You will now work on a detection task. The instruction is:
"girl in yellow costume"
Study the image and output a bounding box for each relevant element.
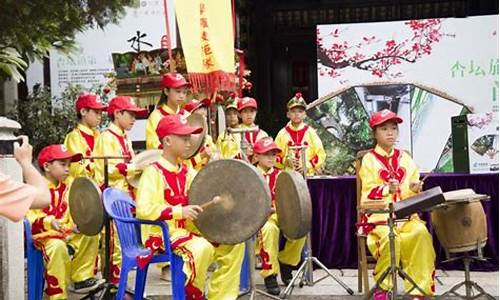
[64,93,107,179]
[146,72,191,150]
[27,145,102,299]
[93,96,148,284]
[253,137,306,295]
[136,114,244,300]
[275,92,325,176]
[359,109,435,300]
[216,99,241,159]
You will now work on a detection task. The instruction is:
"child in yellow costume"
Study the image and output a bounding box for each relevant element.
[93,95,148,284]
[216,99,241,159]
[64,93,107,179]
[136,114,244,300]
[146,72,191,150]
[253,137,306,295]
[359,109,435,300]
[27,145,102,299]
[183,98,218,172]
[275,92,325,176]
[236,97,268,161]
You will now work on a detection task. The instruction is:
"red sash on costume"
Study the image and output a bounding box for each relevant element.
[78,129,95,154]
[107,129,132,163]
[263,168,280,207]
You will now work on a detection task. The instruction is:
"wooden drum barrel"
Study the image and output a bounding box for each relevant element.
[431,196,488,253]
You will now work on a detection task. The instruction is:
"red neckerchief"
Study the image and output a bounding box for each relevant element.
[43,182,68,219]
[285,124,309,158]
[107,128,132,163]
[153,162,189,207]
[244,129,261,146]
[78,128,95,156]
[263,167,280,207]
[370,148,405,202]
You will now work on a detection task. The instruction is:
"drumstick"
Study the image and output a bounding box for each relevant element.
[200,193,235,210]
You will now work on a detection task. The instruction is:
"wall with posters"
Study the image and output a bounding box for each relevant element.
[49,0,176,98]
[310,15,498,175]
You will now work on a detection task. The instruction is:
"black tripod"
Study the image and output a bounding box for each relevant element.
[364,203,430,300]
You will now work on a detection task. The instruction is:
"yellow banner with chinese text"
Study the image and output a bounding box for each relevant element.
[174,0,236,93]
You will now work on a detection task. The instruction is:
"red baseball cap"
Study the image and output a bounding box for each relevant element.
[160,73,192,89]
[253,137,282,154]
[75,93,108,111]
[183,98,211,113]
[37,144,82,168]
[107,96,148,118]
[237,97,258,111]
[369,109,403,128]
[156,114,203,140]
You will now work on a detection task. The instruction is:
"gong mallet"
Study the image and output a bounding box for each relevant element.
[280,145,354,299]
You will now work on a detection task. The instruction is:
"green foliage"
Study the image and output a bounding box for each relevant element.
[7,84,109,156]
[0,0,136,80]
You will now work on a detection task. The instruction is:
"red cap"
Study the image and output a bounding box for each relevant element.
[75,93,108,111]
[37,144,82,169]
[107,96,148,118]
[369,109,403,128]
[161,73,192,89]
[183,98,211,113]
[253,137,282,154]
[156,114,203,140]
[237,97,258,111]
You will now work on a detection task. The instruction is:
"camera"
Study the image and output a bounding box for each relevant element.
[0,137,23,155]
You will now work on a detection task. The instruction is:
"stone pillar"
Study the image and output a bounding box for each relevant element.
[0,117,25,299]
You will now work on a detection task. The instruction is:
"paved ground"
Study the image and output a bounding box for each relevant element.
[113,267,498,299]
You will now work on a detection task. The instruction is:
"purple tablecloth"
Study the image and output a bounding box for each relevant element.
[307,173,499,271]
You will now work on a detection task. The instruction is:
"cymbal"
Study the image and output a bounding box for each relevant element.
[69,177,104,236]
[181,113,207,159]
[128,150,163,188]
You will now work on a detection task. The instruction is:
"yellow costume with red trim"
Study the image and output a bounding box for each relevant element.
[216,130,241,159]
[93,122,139,284]
[26,179,99,300]
[64,123,99,179]
[359,145,436,296]
[136,157,244,300]
[256,166,306,278]
[145,105,188,150]
[275,122,325,176]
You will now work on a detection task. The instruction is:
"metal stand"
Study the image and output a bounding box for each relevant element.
[437,243,495,300]
[280,146,353,299]
[364,204,429,300]
[79,156,136,300]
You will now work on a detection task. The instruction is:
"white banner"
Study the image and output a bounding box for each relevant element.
[49,0,177,97]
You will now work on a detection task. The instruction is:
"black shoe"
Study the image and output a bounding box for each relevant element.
[280,262,293,286]
[264,274,281,295]
[72,278,105,294]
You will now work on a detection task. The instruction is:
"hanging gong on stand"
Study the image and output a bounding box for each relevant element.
[69,177,104,236]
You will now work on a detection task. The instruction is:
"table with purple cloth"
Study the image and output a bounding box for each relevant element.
[307,173,499,271]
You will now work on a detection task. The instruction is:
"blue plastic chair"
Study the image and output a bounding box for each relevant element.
[24,219,45,300]
[239,244,250,294]
[102,188,185,300]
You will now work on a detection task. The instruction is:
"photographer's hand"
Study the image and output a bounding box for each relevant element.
[14,136,50,209]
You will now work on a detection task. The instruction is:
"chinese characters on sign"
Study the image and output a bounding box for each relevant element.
[199,1,215,69]
[451,58,499,78]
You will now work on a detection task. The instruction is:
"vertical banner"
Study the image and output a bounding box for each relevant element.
[174,0,236,93]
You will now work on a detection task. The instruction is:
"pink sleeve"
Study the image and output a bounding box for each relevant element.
[0,173,36,222]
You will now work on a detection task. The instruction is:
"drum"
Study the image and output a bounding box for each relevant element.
[431,189,489,253]
[69,177,104,236]
[188,159,271,244]
[275,171,312,239]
